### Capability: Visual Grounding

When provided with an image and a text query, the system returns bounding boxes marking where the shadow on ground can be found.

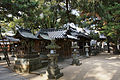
[58,52,120,80]
[1,52,120,80]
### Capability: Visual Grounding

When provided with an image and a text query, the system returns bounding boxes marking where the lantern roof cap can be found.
[46,40,61,49]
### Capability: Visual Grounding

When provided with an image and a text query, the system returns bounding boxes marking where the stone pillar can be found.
[14,54,42,73]
[47,54,63,79]
[85,43,90,57]
[11,47,15,57]
[71,42,82,66]
[46,40,63,79]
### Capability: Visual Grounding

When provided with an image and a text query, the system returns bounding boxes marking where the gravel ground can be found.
[58,52,120,80]
[0,63,28,80]
[30,52,120,80]
[0,54,28,80]
[1,52,120,80]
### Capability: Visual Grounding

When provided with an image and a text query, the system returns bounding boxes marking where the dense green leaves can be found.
[0,0,42,34]
[101,2,120,42]
[0,0,120,44]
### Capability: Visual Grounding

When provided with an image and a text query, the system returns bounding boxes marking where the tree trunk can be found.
[107,42,110,53]
[107,37,110,53]
[66,0,70,22]
[0,26,1,35]
[113,41,119,54]
[0,25,2,39]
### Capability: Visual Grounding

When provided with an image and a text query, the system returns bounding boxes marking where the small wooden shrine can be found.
[34,28,76,58]
[14,28,41,73]
[35,28,91,58]
[12,25,91,72]
[0,36,19,66]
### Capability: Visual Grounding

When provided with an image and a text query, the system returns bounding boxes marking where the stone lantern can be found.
[11,45,15,57]
[46,40,63,79]
[71,42,82,66]
[85,43,90,57]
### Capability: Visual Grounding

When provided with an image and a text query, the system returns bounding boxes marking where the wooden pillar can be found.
[0,25,1,35]
[0,25,2,39]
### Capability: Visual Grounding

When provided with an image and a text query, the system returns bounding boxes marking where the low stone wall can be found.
[14,57,42,73]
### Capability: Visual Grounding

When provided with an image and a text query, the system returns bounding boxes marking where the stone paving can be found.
[0,65,28,80]
[30,52,120,80]
[0,54,28,80]
[1,52,120,80]
[58,52,120,80]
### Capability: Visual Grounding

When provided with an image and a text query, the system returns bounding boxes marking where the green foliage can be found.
[0,0,41,33]
[0,0,120,42]
[0,0,100,32]
[90,31,99,40]
[100,2,120,43]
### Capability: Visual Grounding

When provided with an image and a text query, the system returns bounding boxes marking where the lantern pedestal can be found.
[46,40,63,79]
[71,42,82,66]
[11,48,15,57]
[72,53,82,66]
[85,43,90,58]
[14,54,42,73]
[47,54,63,79]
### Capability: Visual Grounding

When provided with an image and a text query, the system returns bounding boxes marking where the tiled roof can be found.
[17,28,38,39]
[0,39,10,44]
[39,34,51,40]
[37,28,91,40]
[99,34,106,39]
[37,29,67,40]
[6,36,20,42]
[70,29,91,39]
[0,37,19,44]
[67,35,78,40]
[47,30,67,39]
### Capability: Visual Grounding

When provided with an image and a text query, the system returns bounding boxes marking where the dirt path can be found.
[0,65,28,80]
[59,52,120,80]
[0,56,28,80]
[1,52,120,80]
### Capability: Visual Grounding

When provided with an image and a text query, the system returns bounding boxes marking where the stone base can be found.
[85,56,90,58]
[14,57,42,73]
[46,54,63,79]
[48,73,63,79]
[72,59,82,66]
[11,55,15,57]
[3,57,6,60]
[47,66,63,79]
